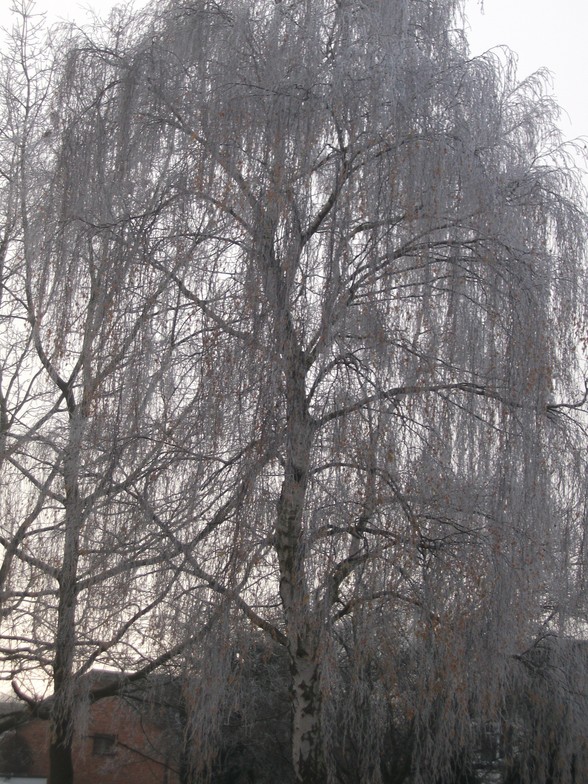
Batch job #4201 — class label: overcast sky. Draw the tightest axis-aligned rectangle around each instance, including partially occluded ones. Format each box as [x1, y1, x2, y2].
[466, 0, 588, 142]
[1, 0, 586, 141]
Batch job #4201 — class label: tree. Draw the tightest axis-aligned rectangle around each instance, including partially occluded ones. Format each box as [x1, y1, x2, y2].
[0, 5, 228, 782]
[1, 1, 587, 783]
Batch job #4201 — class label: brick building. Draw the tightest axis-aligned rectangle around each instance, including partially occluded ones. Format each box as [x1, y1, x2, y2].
[0, 676, 181, 784]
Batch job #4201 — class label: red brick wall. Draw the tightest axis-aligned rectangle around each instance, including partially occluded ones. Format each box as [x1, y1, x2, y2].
[15, 717, 49, 778]
[12, 696, 180, 784]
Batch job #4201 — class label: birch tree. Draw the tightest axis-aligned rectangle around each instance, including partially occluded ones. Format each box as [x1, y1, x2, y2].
[110, 2, 586, 782]
[2, 1, 588, 783]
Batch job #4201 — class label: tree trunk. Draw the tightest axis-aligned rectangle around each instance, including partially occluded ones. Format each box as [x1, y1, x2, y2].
[290, 650, 325, 784]
[274, 343, 324, 782]
[258, 199, 327, 781]
[48, 411, 84, 784]
[48, 599, 77, 784]
[48, 711, 74, 784]
[49, 592, 77, 784]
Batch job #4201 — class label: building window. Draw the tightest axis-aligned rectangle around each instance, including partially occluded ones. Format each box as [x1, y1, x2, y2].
[92, 733, 117, 756]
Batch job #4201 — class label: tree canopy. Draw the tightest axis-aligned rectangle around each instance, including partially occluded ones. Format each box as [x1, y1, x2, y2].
[1, 1, 587, 783]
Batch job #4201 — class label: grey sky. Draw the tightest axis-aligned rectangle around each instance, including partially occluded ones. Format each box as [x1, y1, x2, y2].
[466, 0, 588, 141]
